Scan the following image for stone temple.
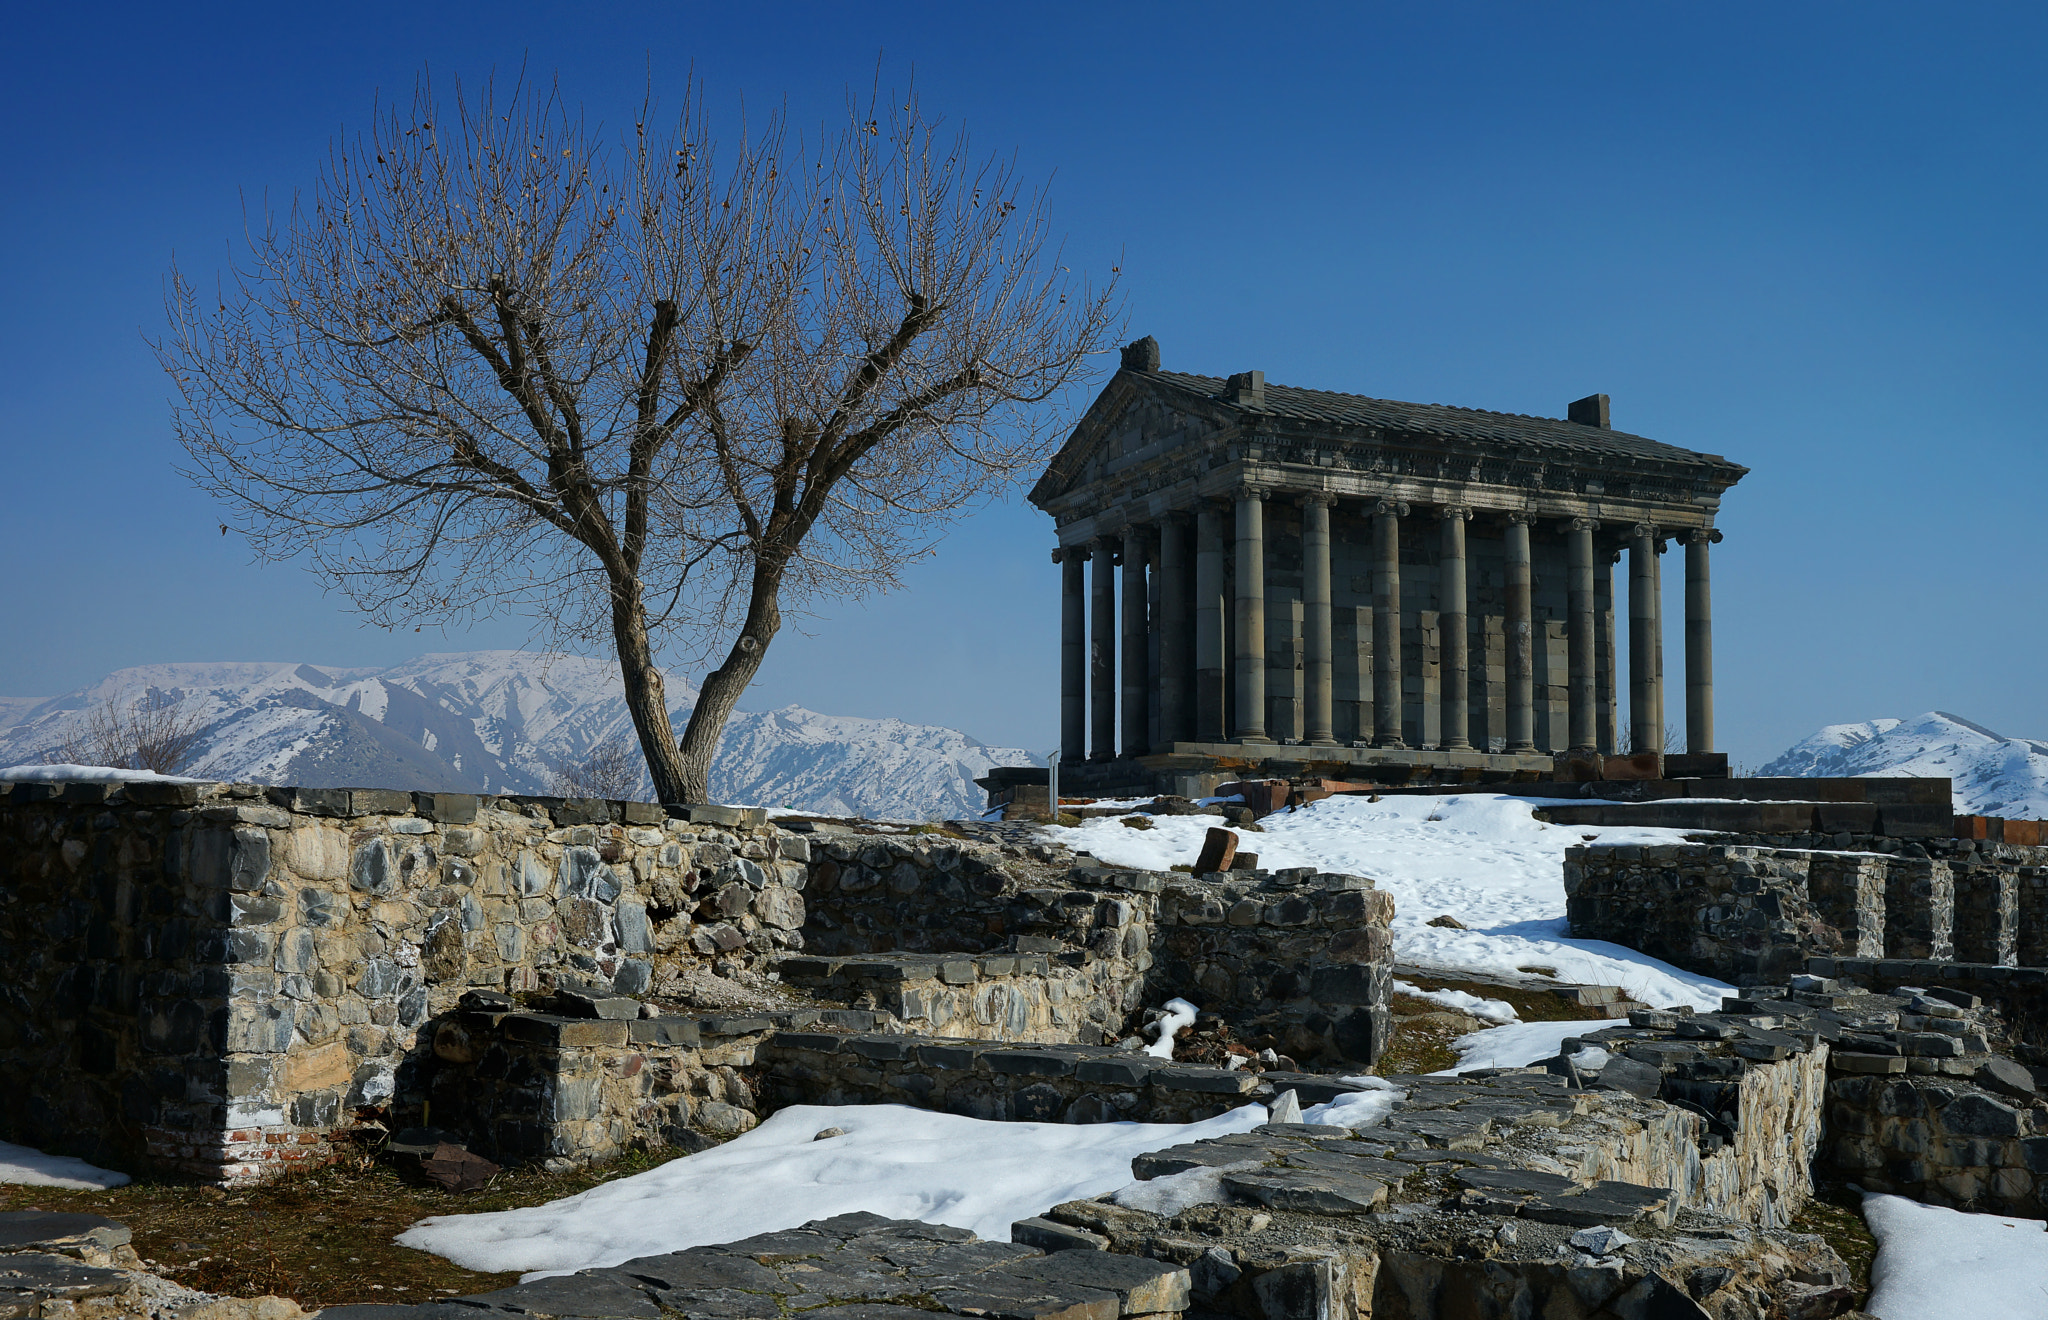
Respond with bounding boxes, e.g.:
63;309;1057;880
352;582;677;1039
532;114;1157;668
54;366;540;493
1032;338;1747;789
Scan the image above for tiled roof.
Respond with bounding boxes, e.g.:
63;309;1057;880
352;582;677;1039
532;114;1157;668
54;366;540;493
1140;371;1743;473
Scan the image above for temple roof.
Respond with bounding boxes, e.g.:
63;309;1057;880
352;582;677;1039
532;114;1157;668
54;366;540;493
1132;370;1745;475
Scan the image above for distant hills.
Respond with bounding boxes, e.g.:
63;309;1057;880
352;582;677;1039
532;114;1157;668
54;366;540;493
0;651;1036;821
1763;711;2048;819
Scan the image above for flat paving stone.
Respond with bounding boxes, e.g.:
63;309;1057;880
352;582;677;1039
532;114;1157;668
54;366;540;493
1221;1169;1387;1215
997;1252;1191;1314
0;1213;131;1253
461;1273;663;1318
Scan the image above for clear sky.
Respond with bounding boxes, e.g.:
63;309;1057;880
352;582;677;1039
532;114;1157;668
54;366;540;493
4;3;2045;769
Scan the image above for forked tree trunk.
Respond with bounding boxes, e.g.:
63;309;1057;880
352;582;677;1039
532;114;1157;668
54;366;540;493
673;561;786;803
610;580;692;803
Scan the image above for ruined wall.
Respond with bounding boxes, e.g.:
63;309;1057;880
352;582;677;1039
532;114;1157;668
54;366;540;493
761;1029;1268;1125
1149;871;1395;1066
1565;840;2048;984
416;993;796;1165
0;779;801;1181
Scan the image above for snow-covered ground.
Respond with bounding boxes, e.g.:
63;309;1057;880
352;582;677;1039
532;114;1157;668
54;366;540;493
1433;1020;1598;1073
401;1085;1413;1279
401;1101;1271;1278
1044;793;1733;1010
0;1141;129;1189
1863;1193;2048;1319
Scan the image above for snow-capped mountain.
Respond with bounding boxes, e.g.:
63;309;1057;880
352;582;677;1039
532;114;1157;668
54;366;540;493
0;651;1036;821
1761;711;2048;819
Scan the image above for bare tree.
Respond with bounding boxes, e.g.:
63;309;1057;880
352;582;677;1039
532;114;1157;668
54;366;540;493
58;694;207;775
550;733;648;800
161;72;1118;803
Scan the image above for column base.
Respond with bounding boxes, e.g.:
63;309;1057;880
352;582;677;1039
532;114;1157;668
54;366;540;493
1234;734;1273;744
1308;738;1340;748
1374;740;1408;751
1508;742;1537;753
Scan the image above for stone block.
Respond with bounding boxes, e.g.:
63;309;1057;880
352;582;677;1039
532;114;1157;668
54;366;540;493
502;1014;630;1049
1150;1067;1257;1095
415;793;480;823
999;1251;1191;1315
986;1050;1077;1077
629;1018;703;1047
1010;1218;1107;1252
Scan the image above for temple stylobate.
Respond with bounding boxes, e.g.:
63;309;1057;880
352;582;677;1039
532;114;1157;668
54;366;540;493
1029;339;1748;783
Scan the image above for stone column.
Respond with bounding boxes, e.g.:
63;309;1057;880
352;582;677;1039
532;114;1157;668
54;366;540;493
1233;488;1270;742
1684;528;1719;755
1596;547;1617;754
1372;499;1408;748
1504;513;1535;752
1121;526;1150;758
1439;508;1471;751
1628;524;1662;754
1090;533;1118;761
1194;504;1226;741
1566;518;1598;755
1058;547;1088;765
1301;494;1337;746
1158;513;1193;747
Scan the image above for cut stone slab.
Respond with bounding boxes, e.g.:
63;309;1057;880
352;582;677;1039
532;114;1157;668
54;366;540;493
0;1212;131;1253
1221;1168;1388;1215
927;1277;1118;1320
0;1253;130;1315
1520;1181;1673;1229
997;1252;1191;1315
1978;1057;2038;1100
461;1272;663;1318
1009;1219;1107;1253
614;1250;793;1294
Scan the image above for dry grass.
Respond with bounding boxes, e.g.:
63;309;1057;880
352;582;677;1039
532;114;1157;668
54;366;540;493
1371;974;1615;1077
0;1147;693;1309
1791;1183;1876;1308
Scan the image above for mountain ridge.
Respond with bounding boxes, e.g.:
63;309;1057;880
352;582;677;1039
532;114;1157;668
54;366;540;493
0;651;1034;820
1762;710;2048;818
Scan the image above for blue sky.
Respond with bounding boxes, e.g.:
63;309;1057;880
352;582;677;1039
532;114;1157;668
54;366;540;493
3;3;2045;768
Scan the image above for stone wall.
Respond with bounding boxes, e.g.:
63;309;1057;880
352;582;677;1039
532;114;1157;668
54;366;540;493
0;779;799;1181
1148;871;1396;1067
762;1030;1274;1125
796;841;1400;1067
415;992;803;1165
1566;840;2048;985
776;952;1122;1046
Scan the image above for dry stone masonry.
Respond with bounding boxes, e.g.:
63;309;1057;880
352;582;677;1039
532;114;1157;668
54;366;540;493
1564;839;2048;984
0;778;1397;1182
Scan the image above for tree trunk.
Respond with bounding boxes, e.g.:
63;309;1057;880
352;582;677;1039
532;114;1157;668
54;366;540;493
674;561;785;803
610;579;692;803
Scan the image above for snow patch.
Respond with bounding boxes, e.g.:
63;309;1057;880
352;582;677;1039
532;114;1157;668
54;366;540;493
398;1101;1264;1279
1393;979;1519;1025
0;1140;130;1189
1864;1193;2048;1320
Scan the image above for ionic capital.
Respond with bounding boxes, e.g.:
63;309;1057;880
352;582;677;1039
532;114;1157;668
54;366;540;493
1374;498;1411;518
1568;516;1600;533
1298;490;1337;509
1505;509;1535;525
1231;483;1267;503
1438;505;1473;523
1630;522;1661;542
1160;508;1193;527
1679;527;1724;546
